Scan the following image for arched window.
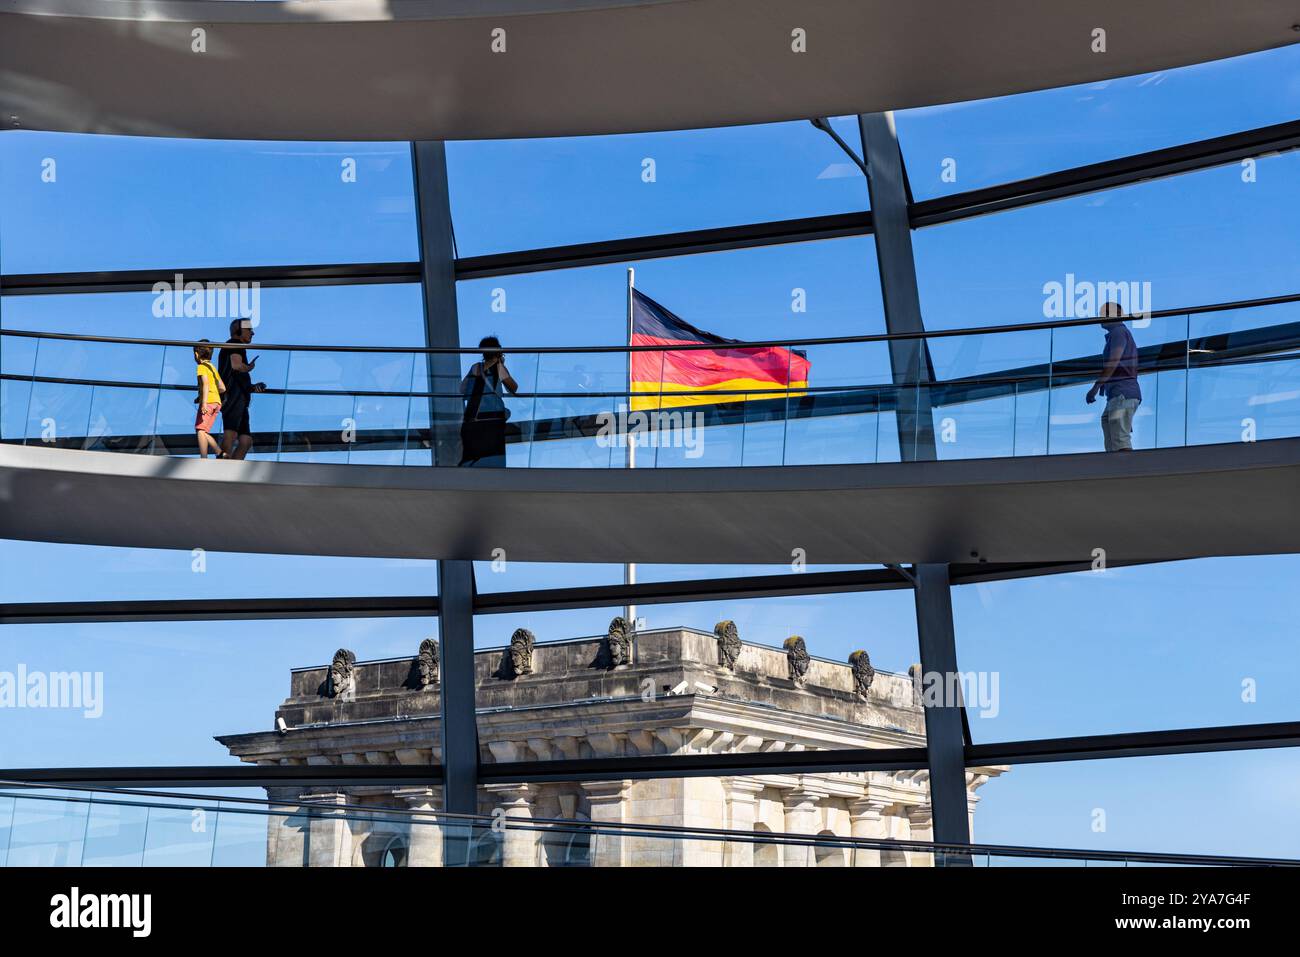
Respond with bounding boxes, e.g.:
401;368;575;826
561;828;592;867
379;836;408;868
467;829;503;867
541;820;593;867
753;824;779;867
815;830;847;867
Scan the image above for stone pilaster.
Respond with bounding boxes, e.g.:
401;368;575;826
966;771;990;843
848;797;890;867
298;792;354;868
906;805;935;868
581;780;631;867
720;776;766;867
780;784;826;868
393;787;443;867
264;785;307;867
482;783;540;867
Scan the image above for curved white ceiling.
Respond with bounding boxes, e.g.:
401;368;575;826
5;441;1300;565
1;0;1298;140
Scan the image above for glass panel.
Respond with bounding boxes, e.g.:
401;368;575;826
1188;301;1300;445
952;556;1300;742
1;618;440;767
0;790;449;868
447;116;867;255
899;45;1300;200
0;134;417;272
3;794;88;866
474;774;929;867
0;541;437;602
973;751;1300;860
455;236;887;348
82;799;152;867
913;151;1300;332
0;284;426;346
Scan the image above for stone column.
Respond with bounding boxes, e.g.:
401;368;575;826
265;785;307;867
780;785;824;868
848;798;890;867
393;787;443;867
906;805;935;868
581;780;631;867
482;783;540;867
720;776;766;867
966;772;989;844
298;792;354;868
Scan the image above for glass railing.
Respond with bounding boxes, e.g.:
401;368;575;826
3;296;1299;467
0;783;1291;867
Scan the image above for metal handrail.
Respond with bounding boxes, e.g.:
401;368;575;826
2;289;1298;355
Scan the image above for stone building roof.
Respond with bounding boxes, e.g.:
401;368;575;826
217;625;925;769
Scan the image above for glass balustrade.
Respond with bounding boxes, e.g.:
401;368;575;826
0;786;1279;868
3;300;1299;467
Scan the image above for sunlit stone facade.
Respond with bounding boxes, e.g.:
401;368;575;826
218;625;1001;866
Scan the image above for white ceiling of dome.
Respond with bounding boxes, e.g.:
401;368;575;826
1;0;1299;140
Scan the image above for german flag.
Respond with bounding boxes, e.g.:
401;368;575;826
630;289;810;411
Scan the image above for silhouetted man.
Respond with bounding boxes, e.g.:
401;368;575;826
218;318;267;460
459;335;518;467
1085;302;1142;452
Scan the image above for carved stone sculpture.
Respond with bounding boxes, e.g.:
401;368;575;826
604;616;634;669
327;648;357;699
714;620;742;670
908;663;924;707
502;628;535;679
783;635;810;685
849;649;875;700
417;638;440;688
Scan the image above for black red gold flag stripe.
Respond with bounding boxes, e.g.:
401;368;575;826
630;289;809;410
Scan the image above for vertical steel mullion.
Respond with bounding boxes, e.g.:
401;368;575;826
437;559;478;864
414;140;478;863
911;563;972;857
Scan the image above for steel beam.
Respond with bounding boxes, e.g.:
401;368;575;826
0;560;1167;626
412;141;464;467
859;112;936;462
0;261;420;296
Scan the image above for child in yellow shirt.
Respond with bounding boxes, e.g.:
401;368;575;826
194;341;226;459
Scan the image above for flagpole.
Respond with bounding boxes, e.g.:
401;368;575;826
625;267;637;635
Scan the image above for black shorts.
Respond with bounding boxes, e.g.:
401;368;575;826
221;395;251;436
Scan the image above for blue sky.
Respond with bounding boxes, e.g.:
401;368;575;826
2;44;1300;859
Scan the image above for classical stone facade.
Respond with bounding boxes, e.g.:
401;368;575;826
217;624;1002;867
